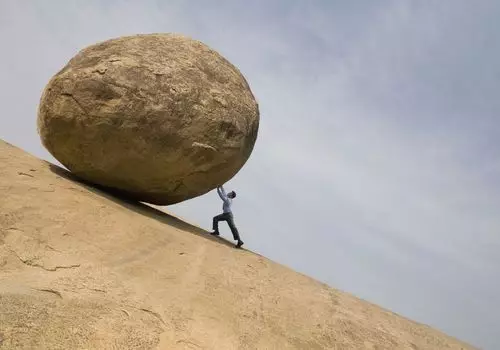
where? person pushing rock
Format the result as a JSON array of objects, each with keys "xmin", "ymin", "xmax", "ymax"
[{"xmin": 211, "ymin": 185, "xmax": 244, "ymax": 248}]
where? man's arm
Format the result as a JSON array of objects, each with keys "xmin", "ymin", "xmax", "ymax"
[
  {"xmin": 217, "ymin": 185, "xmax": 227, "ymax": 200},
  {"xmin": 219, "ymin": 185, "xmax": 227, "ymax": 196}
]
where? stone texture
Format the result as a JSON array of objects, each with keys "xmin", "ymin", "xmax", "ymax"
[
  {"xmin": 0, "ymin": 139, "xmax": 476, "ymax": 349},
  {"xmin": 37, "ymin": 33, "xmax": 259, "ymax": 205}
]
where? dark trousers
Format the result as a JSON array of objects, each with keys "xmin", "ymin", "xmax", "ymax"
[{"xmin": 213, "ymin": 212, "xmax": 241, "ymax": 241}]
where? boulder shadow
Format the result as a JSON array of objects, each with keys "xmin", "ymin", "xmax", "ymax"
[{"xmin": 47, "ymin": 163, "xmax": 238, "ymax": 250}]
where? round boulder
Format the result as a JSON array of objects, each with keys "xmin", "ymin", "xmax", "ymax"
[{"xmin": 37, "ymin": 33, "xmax": 259, "ymax": 205}]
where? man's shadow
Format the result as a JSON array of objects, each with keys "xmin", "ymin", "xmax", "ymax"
[{"xmin": 48, "ymin": 163, "xmax": 239, "ymax": 250}]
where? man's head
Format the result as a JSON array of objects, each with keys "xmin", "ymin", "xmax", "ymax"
[{"xmin": 228, "ymin": 191, "xmax": 236, "ymax": 199}]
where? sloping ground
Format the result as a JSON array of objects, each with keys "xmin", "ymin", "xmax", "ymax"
[{"xmin": 0, "ymin": 139, "xmax": 474, "ymax": 350}]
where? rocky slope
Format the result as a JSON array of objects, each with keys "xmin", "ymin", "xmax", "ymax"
[{"xmin": 0, "ymin": 139, "xmax": 474, "ymax": 349}]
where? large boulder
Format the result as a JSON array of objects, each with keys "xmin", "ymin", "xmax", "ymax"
[{"xmin": 37, "ymin": 33, "xmax": 259, "ymax": 205}]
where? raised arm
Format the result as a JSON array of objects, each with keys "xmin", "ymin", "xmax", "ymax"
[{"xmin": 217, "ymin": 185, "xmax": 227, "ymax": 200}]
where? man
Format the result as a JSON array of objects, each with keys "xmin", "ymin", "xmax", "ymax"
[{"xmin": 211, "ymin": 184, "xmax": 244, "ymax": 248}]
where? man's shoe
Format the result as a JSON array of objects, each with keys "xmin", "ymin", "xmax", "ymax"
[
  {"xmin": 210, "ymin": 231, "xmax": 220, "ymax": 236},
  {"xmin": 236, "ymin": 240, "xmax": 244, "ymax": 248}
]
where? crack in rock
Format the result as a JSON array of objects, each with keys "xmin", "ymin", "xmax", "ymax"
[
  {"xmin": 176, "ymin": 339, "xmax": 202, "ymax": 348},
  {"xmin": 12, "ymin": 251, "xmax": 80, "ymax": 271},
  {"xmin": 18, "ymin": 171, "xmax": 34, "ymax": 178},
  {"xmin": 140, "ymin": 308, "xmax": 166, "ymax": 326},
  {"xmin": 121, "ymin": 304, "xmax": 167, "ymax": 327},
  {"xmin": 90, "ymin": 288, "xmax": 106, "ymax": 293},
  {"xmin": 121, "ymin": 309, "xmax": 130, "ymax": 317},
  {"xmin": 61, "ymin": 92, "xmax": 89, "ymax": 116},
  {"xmin": 34, "ymin": 288, "xmax": 63, "ymax": 299}
]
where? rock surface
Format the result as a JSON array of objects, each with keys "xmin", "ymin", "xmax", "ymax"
[
  {"xmin": 37, "ymin": 33, "xmax": 259, "ymax": 205},
  {"xmin": 0, "ymin": 140, "xmax": 475, "ymax": 350}
]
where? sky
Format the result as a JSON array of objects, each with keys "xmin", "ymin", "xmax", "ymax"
[{"xmin": 1, "ymin": 0, "xmax": 499, "ymax": 348}]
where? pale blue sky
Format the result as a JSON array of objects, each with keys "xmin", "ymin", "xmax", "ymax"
[{"xmin": 1, "ymin": 1, "xmax": 499, "ymax": 348}]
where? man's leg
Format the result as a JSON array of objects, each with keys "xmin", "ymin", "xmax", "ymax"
[
  {"xmin": 227, "ymin": 214, "xmax": 244, "ymax": 248},
  {"xmin": 212, "ymin": 213, "xmax": 226, "ymax": 235}
]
